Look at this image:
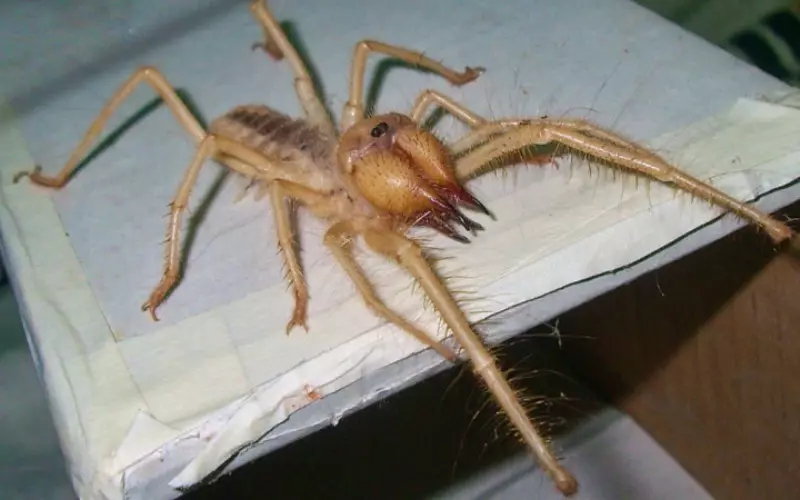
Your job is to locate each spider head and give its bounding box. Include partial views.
[337,113,490,242]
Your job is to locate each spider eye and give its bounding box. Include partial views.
[370,122,389,138]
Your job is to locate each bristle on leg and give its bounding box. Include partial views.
[363,228,579,497]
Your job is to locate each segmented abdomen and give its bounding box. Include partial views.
[209,105,335,170]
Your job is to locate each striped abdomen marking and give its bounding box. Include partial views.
[212,105,334,165]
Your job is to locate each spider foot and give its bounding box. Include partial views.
[141,283,172,322]
[12,166,64,188]
[285,291,309,334]
[285,313,309,335]
[12,166,37,184]
[451,66,486,86]
[251,36,284,61]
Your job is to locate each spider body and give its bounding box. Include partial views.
[214,105,337,191]
[211,105,364,214]
[213,105,485,242]
[14,1,798,497]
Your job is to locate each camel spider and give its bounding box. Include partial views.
[14,1,798,496]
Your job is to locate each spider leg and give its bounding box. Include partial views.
[323,222,457,361]
[361,227,578,497]
[454,120,796,245]
[407,90,558,170]
[13,66,205,188]
[450,120,536,156]
[409,89,487,127]
[141,136,316,320]
[268,181,310,334]
[451,117,662,162]
[248,1,284,60]
[141,135,224,320]
[249,1,335,137]
[340,41,485,131]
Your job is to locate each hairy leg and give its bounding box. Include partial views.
[249,0,335,137]
[141,136,323,320]
[10,62,318,320]
[323,222,456,361]
[406,91,556,170]
[452,117,657,160]
[269,182,309,334]
[454,120,796,245]
[361,228,578,496]
[450,119,531,156]
[13,66,204,188]
[10,64,306,190]
[340,40,484,131]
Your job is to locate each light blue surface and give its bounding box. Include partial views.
[0,0,793,498]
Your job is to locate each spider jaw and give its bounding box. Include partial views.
[337,113,490,242]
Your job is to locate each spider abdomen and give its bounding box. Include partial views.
[210,105,340,191]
